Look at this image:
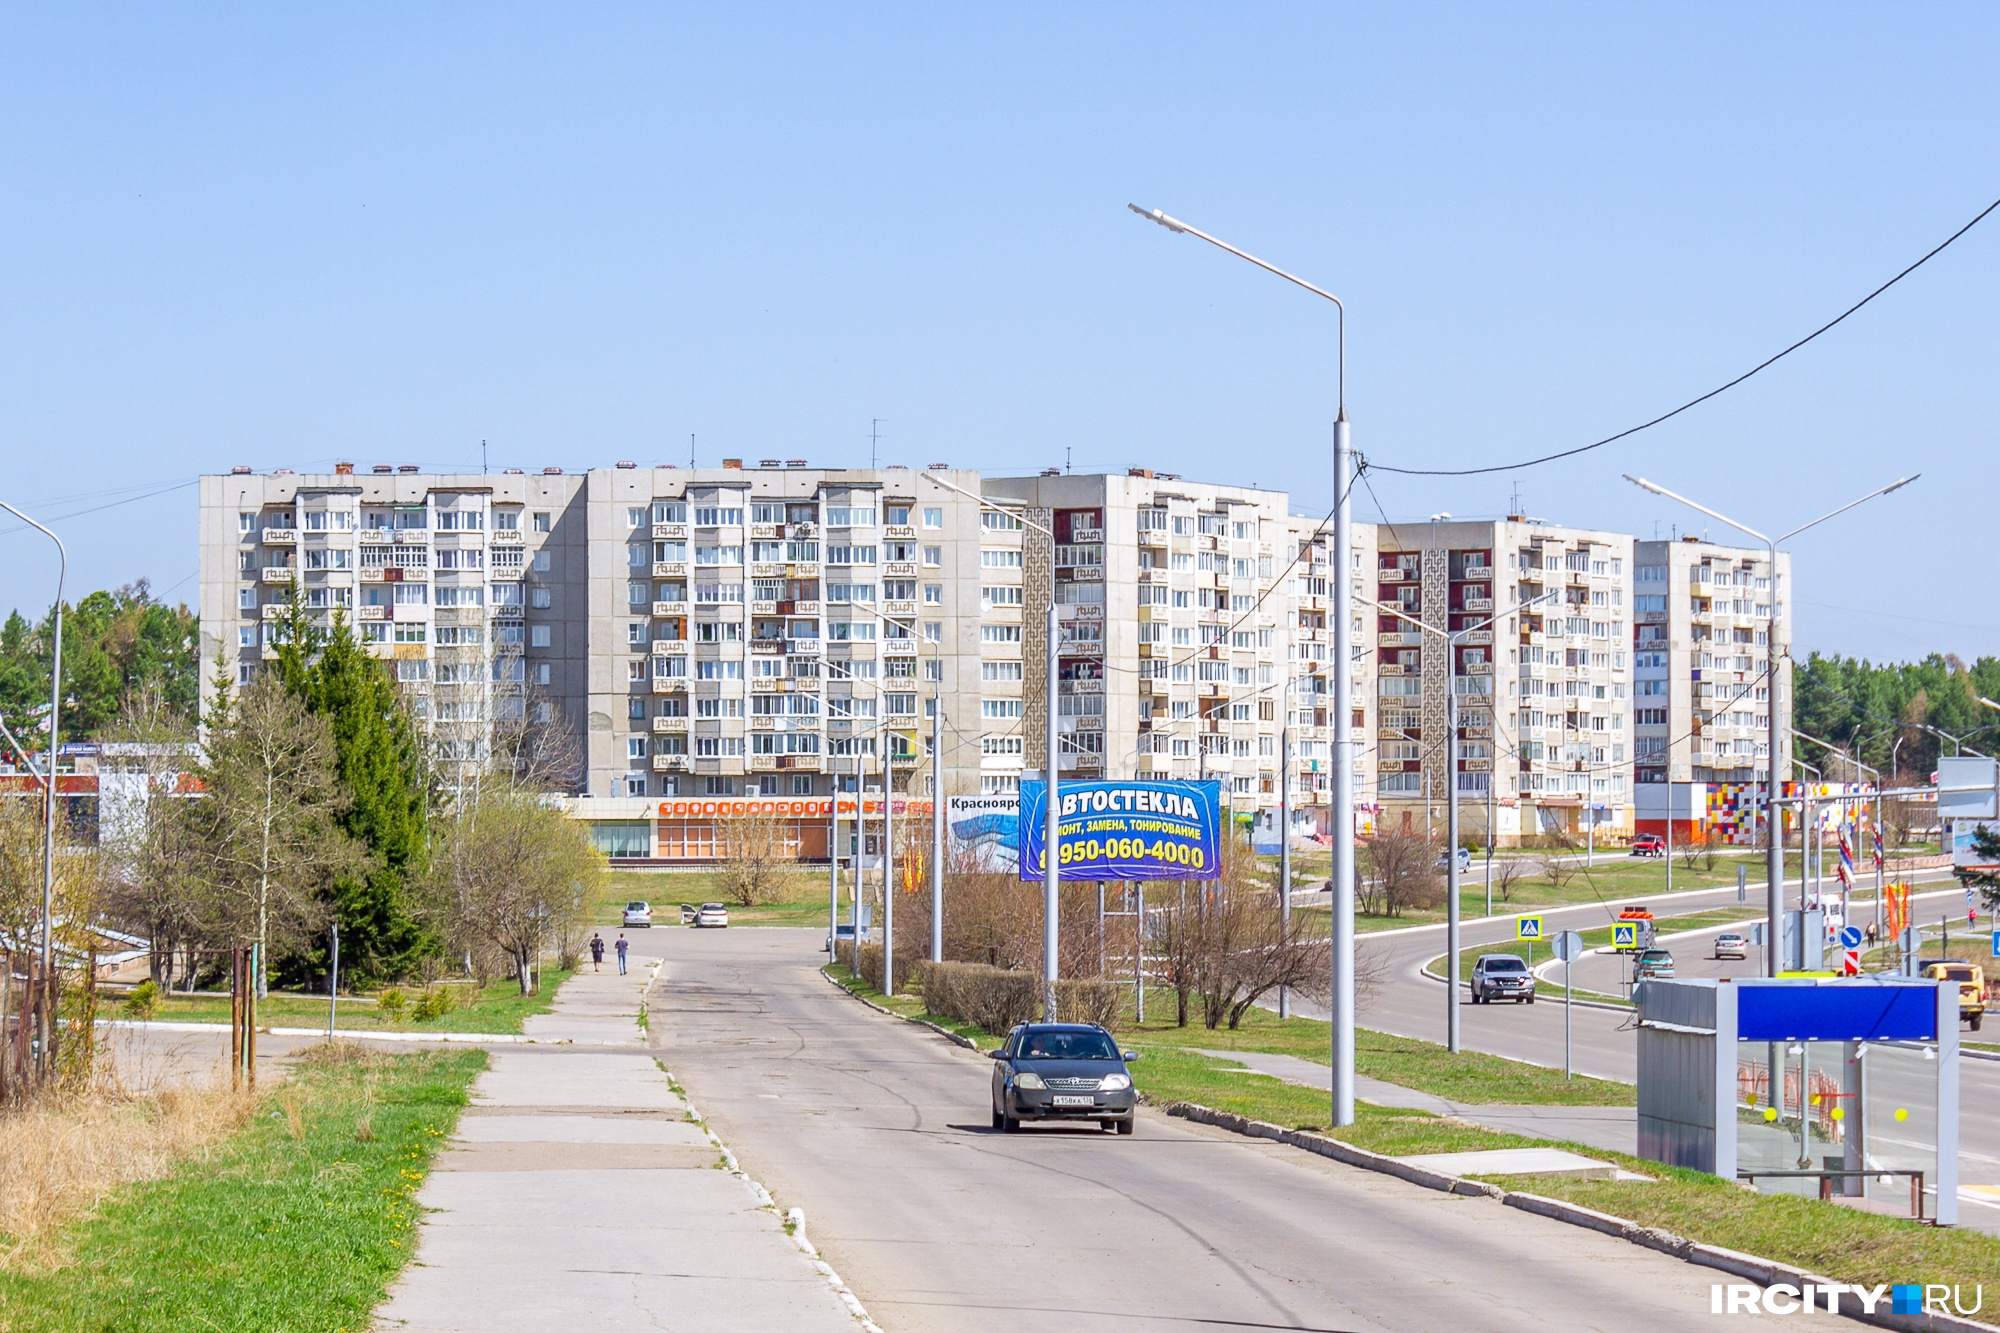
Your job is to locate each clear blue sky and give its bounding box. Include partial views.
[2,5,1994,661]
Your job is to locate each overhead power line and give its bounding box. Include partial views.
[1370,192,2000,478]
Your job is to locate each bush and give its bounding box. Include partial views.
[121,979,161,1021]
[915,961,1039,1035]
[1054,978,1121,1030]
[376,988,407,1023]
[411,986,461,1022]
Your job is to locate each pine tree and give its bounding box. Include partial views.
[274,599,435,983]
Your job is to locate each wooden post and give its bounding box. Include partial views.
[229,948,243,1090]
[245,943,258,1088]
[0,950,12,1101]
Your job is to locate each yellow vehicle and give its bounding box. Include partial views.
[1920,961,1987,1032]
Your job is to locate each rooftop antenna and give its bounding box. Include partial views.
[1066,446,1072,475]
[871,419,884,470]
[690,433,696,470]
[1508,480,1523,516]
[481,439,488,475]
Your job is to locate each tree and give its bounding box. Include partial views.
[191,674,368,987]
[426,781,601,994]
[1491,854,1529,905]
[0,583,199,746]
[95,684,206,988]
[273,604,434,984]
[1959,826,2000,916]
[1358,832,1442,918]
[714,811,798,907]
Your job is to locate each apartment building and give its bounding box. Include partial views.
[1365,517,1638,844]
[1631,537,1793,843]
[979,471,1308,819]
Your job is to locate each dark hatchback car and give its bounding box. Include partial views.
[990,1023,1140,1134]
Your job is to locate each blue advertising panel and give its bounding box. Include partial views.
[1018,780,1222,881]
[1736,978,1940,1043]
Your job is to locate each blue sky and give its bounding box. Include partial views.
[1,4,1995,660]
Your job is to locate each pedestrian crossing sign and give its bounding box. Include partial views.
[1613,923,1639,951]
[1516,915,1544,941]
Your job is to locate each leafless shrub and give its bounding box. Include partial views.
[1491,855,1529,904]
[914,961,1039,1034]
[714,812,799,907]
[1358,832,1443,918]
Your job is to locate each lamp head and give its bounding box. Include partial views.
[1623,474,1666,497]
[1128,204,1187,235]
[1883,474,1920,495]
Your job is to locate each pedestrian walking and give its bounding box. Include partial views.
[590,933,605,971]
[615,933,629,975]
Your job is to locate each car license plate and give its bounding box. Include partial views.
[1052,1095,1094,1107]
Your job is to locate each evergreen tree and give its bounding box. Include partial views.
[273,599,435,983]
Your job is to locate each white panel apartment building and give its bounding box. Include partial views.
[1631,537,1794,841]
[200,462,1790,857]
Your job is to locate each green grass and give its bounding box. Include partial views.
[1134,1046,1999,1298]
[0,1045,485,1332]
[145,973,574,1035]
[1434,905,1768,986]
[600,867,833,927]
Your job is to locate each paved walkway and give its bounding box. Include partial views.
[1194,1048,1638,1157]
[375,952,862,1333]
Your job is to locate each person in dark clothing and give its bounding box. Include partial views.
[615,934,629,975]
[590,933,605,971]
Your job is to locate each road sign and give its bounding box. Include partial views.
[1612,923,1639,951]
[1991,930,2000,959]
[1552,930,1587,962]
[1843,948,1860,976]
[1516,915,1544,941]
[1839,925,1863,950]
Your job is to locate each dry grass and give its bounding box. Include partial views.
[0,1079,258,1266]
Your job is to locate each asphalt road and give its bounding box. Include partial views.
[647,926,1741,1333]
[1317,876,2000,1229]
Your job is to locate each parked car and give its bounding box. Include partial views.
[1470,954,1536,1004]
[1712,931,1748,960]
[692,902,730,928]
[825,921,873,953]
[622,901,653,928]
[1634,948,1676,982]
[990,1023,1140,1134]
[1435,847,1473,873]
[1630,833,1666,858]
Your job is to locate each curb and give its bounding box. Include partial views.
[1166,1101,1997,1333]
[817,967,985,1053]
[667,1062,883,1331]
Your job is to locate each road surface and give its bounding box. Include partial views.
[648,926,1740,1332]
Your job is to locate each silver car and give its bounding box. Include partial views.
[1470,954,1536,1004]
[1712,932,1748,960]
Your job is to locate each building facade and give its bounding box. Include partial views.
[199,462,1794,858]
[1631,537,1794,843]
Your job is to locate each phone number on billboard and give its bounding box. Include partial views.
[1058,838,1206,869]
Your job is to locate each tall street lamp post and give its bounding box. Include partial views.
[1131,203,1359,1126]
[922,473,1063,1020]
[1366,589,1560,1051]
[0,500,65,1078]
[1623,474,1918,980]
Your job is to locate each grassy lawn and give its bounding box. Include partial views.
[600,868,833,927]
[1434,906,1768,985]
[143,972,574,1034]
[0,1045,485,1332]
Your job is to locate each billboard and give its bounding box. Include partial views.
[947,795,1022,873]
[1017,779,1222,882]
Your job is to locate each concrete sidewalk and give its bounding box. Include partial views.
[376,956,864,1333]
[1194,1048,1638,1157]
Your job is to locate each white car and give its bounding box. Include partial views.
[1712,932,1749,960]
[622,901,653,928]
[693,902,730,928]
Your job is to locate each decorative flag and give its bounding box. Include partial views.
[1836,823,1855,893]
[1873,820,1884,872]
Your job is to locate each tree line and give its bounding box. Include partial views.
[1794,651,2000,781]
[0,581,198,747]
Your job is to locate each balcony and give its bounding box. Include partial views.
[794,600,821,615]
[884,600,917,617]
[260,567,298,584]
[885,561,917,578]
[652,523,688,540]
[1461,597,1493,613]
[1459,565,1493,582]
[751,563,785,578]
[652,561,688,578]
[651,678,685,694]
[357,606,389,621]
[751,600,779,615]
[1378,567,1410,581]
[884,524,916,539]
[651,755,687,772]
[788,562,820,578]
[1460,629,1492,646]
[750,638,786,654]
[491,529,523,544]
[750,523,781,540]
[358,529,393,545]
[261,528,297,545]
[787,639,822,655]
[650,716,688,733]
[394,530,428,545]
[652,600,687,617]
[490,601,524,618]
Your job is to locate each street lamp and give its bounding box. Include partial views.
[1366,587,1562,1051]
[1623,473,1918,980]
[921,472,1064,1022]
[0,499,65,1079]
[1131,203,1360,1127]
[1793,729,1882,941]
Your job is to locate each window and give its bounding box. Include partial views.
[532,512,550,533]
[532,551,552,573]
[982,699,1024,719]
[982,586,1023,608]
[981,661,1024,681]
[980,511,1022,531]
[493,509,520,531]
[922,507,943,528]
[693,504,744,526]
[393,622,427,644]
[696,660,744,680]
[982,624,1022,643]
[694,583,744,603]
[826,505,875,527]
[653,501,687,524]
[531,587,552,609]
[827,583,875,604]
[826,544,877,565]
[238,587,259,612]
[885,693,917,716]
[437,509,483,531]
[696,544,744,565]
[981,549,1023,568]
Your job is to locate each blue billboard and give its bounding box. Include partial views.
[1018,779,1222,881]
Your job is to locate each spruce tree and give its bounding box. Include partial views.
[274,600,434,982]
